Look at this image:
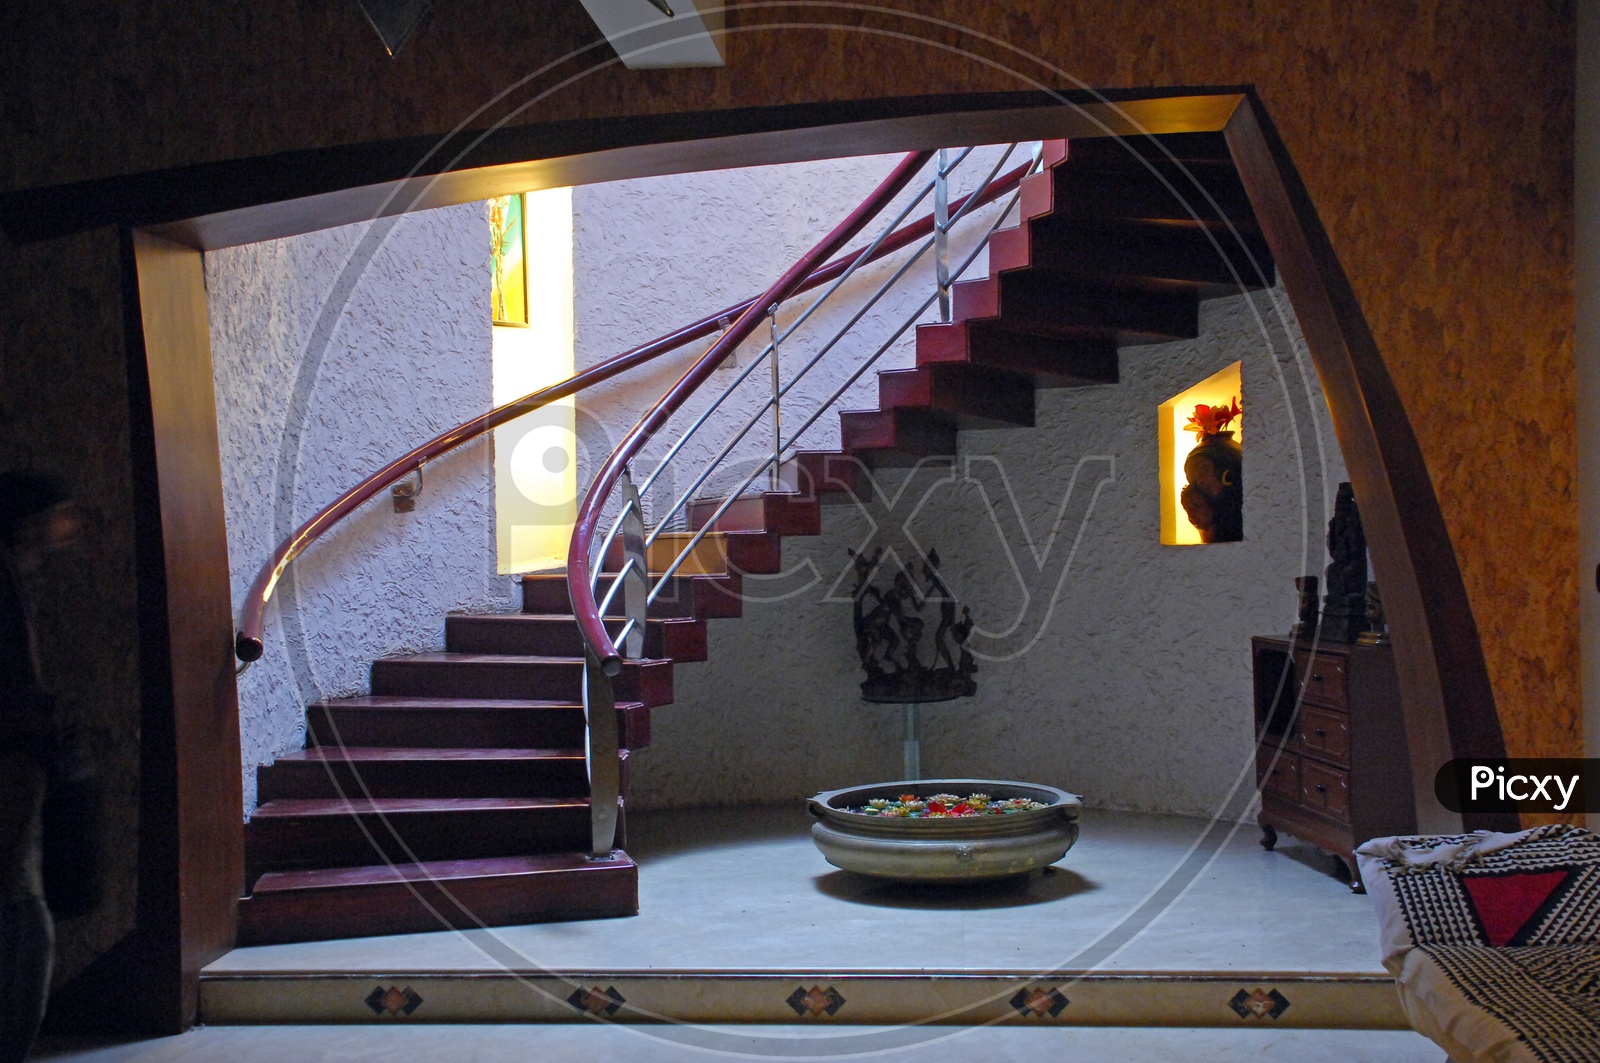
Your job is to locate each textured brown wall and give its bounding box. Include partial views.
[0,0,1576,983]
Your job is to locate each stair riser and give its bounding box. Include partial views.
[951,274,1199,344]
[237,860,638,945]
[256,757,591,802]
[370,659,672,706]
[1025,219,1274,288]
[521,574,744,620]
[445,615,707,662]
[839,407,957,463]
[877,366,1035,428]
[686,494,822,536]
[604,533,784,576]
[785,451,866,501]
[1048,168,1256,225]
[916,323,1120,386]
[307,703,650,750]
[245,804,614,883]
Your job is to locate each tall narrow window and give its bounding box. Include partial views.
[493,188,576,572]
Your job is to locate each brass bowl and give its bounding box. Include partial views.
[807,779,1082,882]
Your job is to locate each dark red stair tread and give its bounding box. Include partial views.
[520,571,743,620]
[685,492,822,535]
[238,852,639,944]
[784,450,867,500]
[445,614,707,662]
[1022,216,1275,290]
[369,653,674,706]
[250,851,620,893]
[281,745,583,762]
[916,320,1120,385]
[839,405,957,464]
[307,697,651,752]
[251,795,589,818]
[951,273,1200,345]
[876,364,1035,428]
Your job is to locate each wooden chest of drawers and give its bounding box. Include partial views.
[1251,636,1416,892]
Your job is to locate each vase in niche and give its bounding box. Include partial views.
[1179,397,1243,543]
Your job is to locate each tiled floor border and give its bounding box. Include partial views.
[200,969,1407,1028]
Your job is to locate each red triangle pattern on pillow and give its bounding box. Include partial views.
[1461,869,1573,947]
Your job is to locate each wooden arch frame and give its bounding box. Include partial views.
[0,86,1508,1027]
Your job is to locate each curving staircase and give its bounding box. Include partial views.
[237,131,1272,945]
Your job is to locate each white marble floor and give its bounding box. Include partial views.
[33,1023,1447,1063]
[31,806,1454,1061]
[207,805,1388,976]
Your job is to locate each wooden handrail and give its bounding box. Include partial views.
[233,152,1023,663]
[568,150,937,676]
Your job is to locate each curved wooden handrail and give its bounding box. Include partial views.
[568,149,937,675]
[234,151,1023,663]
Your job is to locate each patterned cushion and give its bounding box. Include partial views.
[1356,826,1600,1063]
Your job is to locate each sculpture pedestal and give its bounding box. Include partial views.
[864,694,960,781]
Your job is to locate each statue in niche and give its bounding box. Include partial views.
[1179,397,1243,543]
[848,546,977,703]
[1320,482,1371,643]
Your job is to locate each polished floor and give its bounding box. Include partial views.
[34,806,1451,1060]
[34,1023,1446,1062]
[207,805,1387,975]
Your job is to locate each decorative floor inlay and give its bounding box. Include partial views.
[1230,987,1291,1020]
[364,985,423,1017]
[786,985,846,1018]
[202,970,1401,1028]
[1009,986,1070,1018]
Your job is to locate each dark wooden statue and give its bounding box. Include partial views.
[1320,482,1370,642]
[849,546,977,703]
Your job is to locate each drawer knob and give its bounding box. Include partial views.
[1310,673,1324,682]
[1314,783,1327,794]
[1314,727,1326,738]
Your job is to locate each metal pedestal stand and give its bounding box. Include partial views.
[903,703,920,780]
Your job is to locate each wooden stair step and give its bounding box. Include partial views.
[876,363,1035,428]
[916,319,1120,386]
[446,613,707,662]
[839,405,958,465]
[255,745,593,801]
[238,851,638,945]
[1036,165,1257,227]
[1062,131,1235,169]
[600,529,783,576]
[307,695,650,751]
[244,795,616,882]
[520,571,742,621]
[685,491,821,536]
[951,272,1199,345]
[1012,216,1275,291]
[782,450,867,502]
[370,653,673,706]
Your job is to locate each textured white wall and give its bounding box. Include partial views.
[207,203,513,813]
[572,149,1018,515]
[630,285,1349,819]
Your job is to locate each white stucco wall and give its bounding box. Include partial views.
[630,284,1348,819]
[207,203,513,813]
[572,148,1018,516]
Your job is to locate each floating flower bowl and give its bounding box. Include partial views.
[807,779,1082,882]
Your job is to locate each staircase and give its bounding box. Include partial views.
[237,131,1272,945]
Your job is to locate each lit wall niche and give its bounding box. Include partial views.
[1158,361,1242,545]
[493,187,577,573]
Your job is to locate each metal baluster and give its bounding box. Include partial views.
[620,467,647,659]
[582,648,620,858]
[935,148,951,322]
[769,304,782,490]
